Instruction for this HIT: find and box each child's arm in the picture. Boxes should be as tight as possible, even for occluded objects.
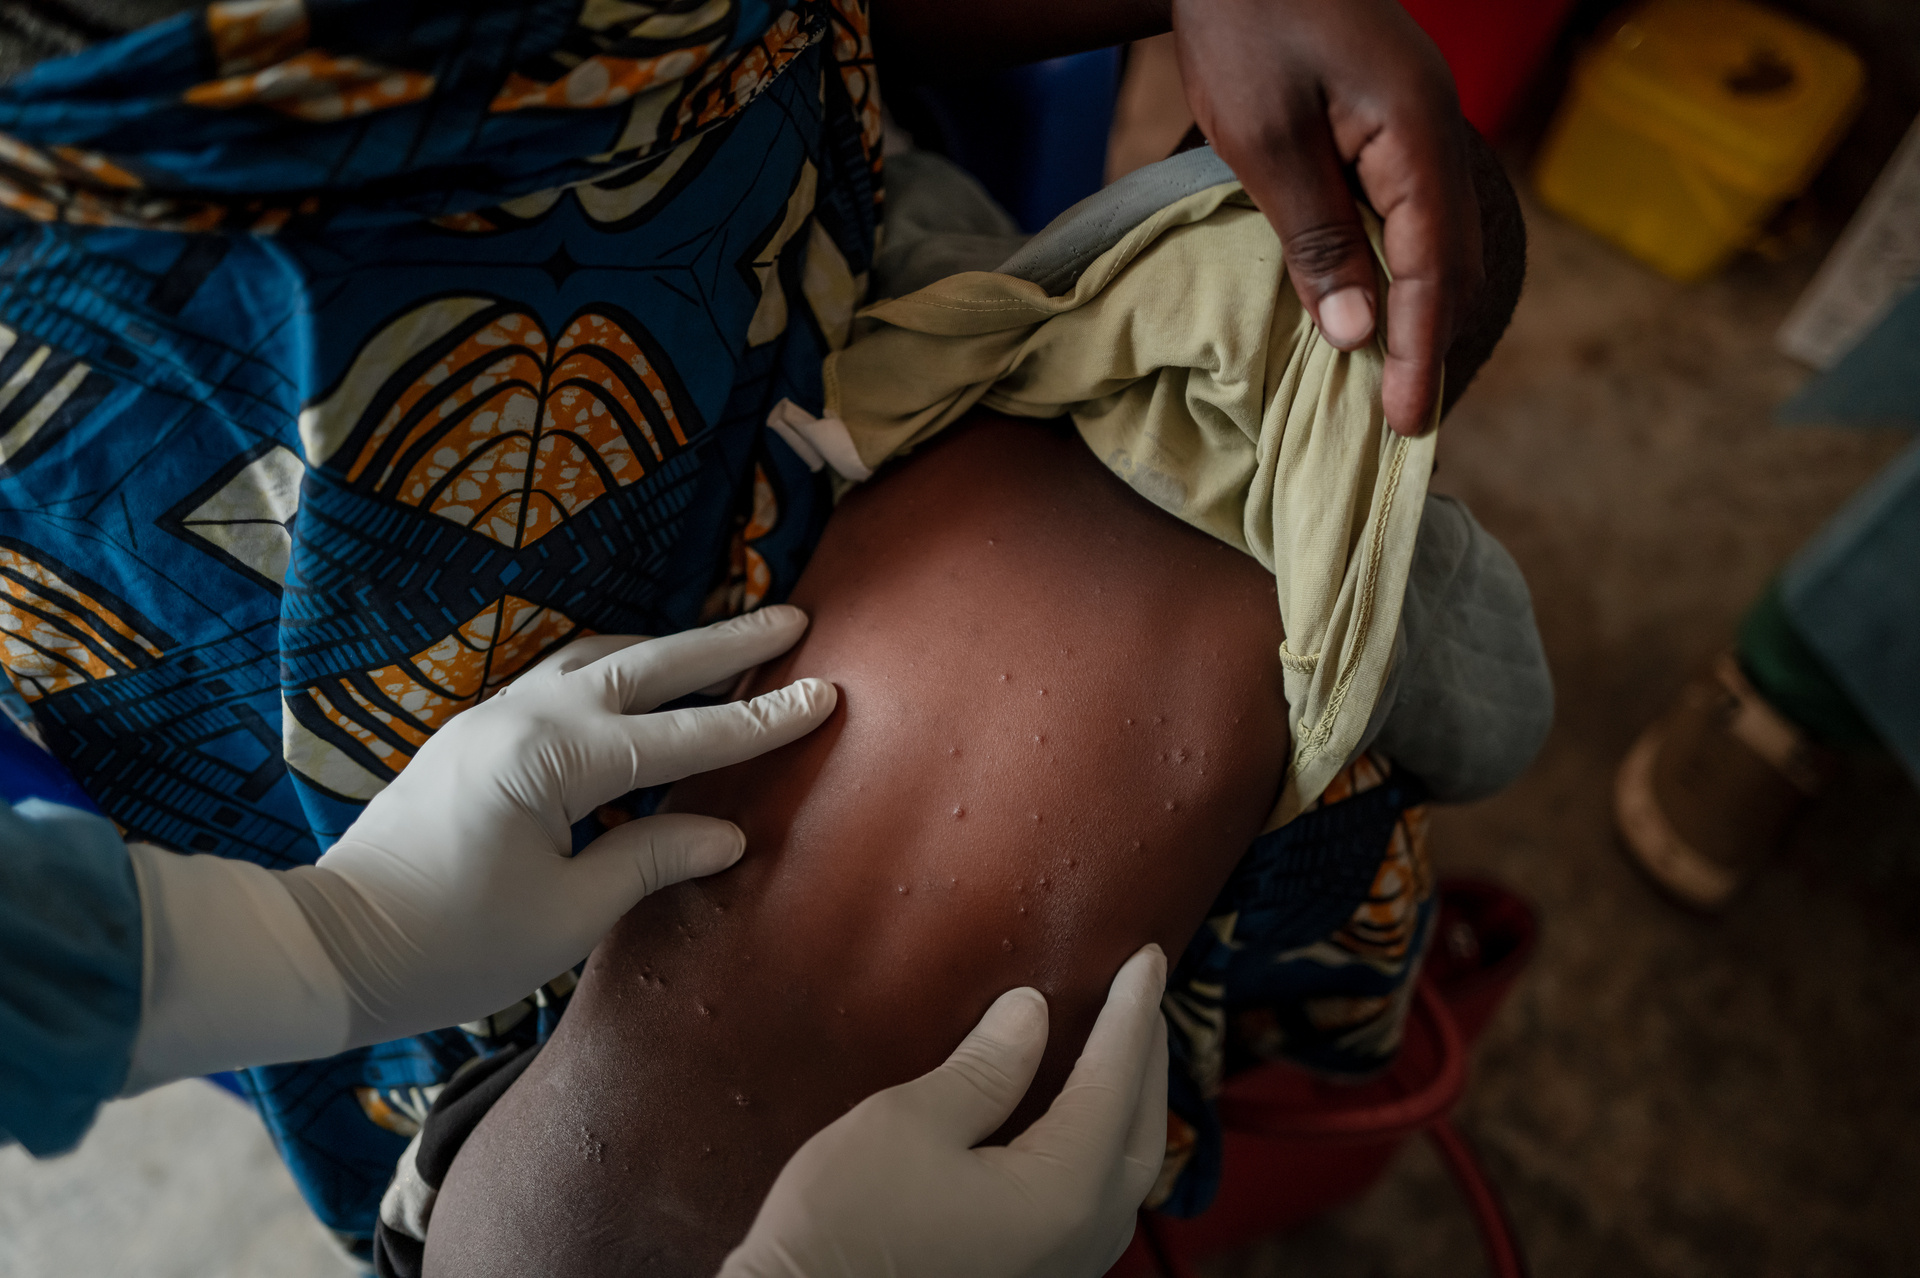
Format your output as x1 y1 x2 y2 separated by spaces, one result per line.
871 0 1482 438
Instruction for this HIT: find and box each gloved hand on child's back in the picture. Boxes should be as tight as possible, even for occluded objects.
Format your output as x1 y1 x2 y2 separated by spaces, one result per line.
722 945 1171 1278
122 607 835 1091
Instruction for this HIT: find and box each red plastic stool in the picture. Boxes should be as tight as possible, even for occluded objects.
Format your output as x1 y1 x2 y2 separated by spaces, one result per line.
1109 878 1536 1278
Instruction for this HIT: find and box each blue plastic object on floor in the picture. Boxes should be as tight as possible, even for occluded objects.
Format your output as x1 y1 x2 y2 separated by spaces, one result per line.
912 48 1122 233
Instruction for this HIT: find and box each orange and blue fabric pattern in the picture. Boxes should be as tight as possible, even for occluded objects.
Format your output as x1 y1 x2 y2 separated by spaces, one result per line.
1156 753 1434 1216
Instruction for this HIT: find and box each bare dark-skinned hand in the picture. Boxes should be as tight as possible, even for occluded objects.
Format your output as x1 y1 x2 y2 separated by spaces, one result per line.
1172 0 1483 435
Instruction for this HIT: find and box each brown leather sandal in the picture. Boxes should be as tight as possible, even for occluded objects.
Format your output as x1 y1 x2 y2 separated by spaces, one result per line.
1614 653 1827 910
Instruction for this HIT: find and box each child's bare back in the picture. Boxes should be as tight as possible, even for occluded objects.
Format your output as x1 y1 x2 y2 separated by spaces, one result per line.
424 415 1290 1276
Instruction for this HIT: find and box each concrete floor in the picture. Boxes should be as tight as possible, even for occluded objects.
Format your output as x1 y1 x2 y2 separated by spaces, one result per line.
0 1082 350 1278
4 178 1915 1278
1202 189 1920 1277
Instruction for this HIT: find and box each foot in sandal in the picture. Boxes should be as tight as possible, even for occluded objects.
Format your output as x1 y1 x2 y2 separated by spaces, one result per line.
1614 653 1828 911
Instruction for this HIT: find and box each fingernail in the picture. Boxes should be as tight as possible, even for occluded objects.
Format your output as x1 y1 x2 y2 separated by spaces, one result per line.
1130 944 1168 991
762 677 837 717
799 677 837 710
1318 288 1374 348
992 987 1049 1040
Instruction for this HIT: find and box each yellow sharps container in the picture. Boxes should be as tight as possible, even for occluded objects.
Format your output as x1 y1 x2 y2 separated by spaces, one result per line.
1534 0 1864 281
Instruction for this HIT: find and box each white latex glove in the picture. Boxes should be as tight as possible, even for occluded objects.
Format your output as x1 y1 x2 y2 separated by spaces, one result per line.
720 944 1171 1278
122 607 834 1093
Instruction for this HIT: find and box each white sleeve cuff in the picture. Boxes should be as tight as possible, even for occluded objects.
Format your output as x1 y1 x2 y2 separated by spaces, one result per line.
122 844 352 1095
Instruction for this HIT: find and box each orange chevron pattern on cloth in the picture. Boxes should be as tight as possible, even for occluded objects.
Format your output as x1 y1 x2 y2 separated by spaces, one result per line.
0 135 245 229
1288 757 1433 1050
46 148 140 190
826 0 882 191
488 0 826 123
1326 802 1432 965
0 546 165 702
492 46 719 112
284 296 703 790
291 595 581 779
675 8 819 134
186 0 434 122
383 594 578 721
342 307 689 549
490 0 738 113
1292 753 1434 973
205 0 311 76
705 461 779 618
184 51 436 122
0 131 308 230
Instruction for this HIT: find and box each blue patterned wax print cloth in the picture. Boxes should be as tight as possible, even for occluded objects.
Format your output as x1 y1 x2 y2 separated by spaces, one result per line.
0 0 882 1256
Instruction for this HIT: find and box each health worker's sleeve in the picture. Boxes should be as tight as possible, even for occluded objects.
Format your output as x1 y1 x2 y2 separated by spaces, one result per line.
0 798 143 1157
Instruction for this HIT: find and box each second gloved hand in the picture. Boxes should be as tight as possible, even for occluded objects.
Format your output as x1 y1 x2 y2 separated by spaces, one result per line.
720 945 1171 1278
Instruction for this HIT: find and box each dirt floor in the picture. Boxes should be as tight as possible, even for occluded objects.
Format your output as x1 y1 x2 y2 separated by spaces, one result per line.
1200 185 1920 1278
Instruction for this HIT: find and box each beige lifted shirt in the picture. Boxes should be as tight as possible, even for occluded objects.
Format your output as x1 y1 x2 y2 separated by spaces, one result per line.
796 181 1434 824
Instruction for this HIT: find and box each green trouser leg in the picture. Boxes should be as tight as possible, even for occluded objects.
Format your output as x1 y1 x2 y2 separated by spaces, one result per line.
1736 579 1882 748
